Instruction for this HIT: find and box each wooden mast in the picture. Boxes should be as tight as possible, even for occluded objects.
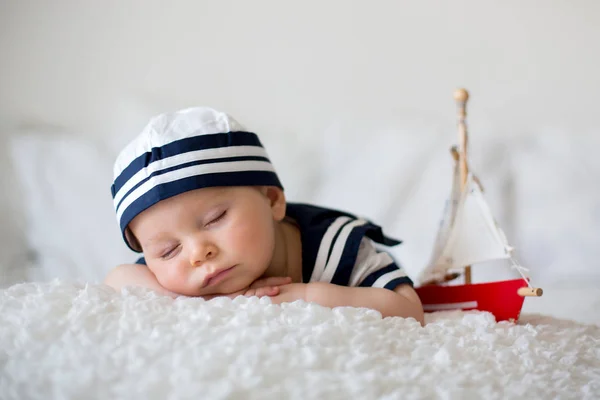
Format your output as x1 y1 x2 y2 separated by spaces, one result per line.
454 88 472 285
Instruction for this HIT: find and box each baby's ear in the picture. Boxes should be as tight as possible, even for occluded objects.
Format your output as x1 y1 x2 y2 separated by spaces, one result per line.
264 186 286 221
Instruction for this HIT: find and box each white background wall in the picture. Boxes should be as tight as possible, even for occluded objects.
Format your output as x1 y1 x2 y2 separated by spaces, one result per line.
1 1 599 289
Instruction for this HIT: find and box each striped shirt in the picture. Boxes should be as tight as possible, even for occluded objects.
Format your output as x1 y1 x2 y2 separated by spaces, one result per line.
286 203 413 290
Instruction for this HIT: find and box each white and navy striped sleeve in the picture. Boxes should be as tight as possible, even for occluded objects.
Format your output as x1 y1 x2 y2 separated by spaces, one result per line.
349 237 413 290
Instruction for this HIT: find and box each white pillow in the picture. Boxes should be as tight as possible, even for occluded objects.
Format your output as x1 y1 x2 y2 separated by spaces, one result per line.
9 133 136 283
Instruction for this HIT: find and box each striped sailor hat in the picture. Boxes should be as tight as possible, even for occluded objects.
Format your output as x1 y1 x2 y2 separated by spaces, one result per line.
111 106 283 251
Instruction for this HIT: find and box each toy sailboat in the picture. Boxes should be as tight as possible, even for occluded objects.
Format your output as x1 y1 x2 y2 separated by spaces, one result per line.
414 89 543 322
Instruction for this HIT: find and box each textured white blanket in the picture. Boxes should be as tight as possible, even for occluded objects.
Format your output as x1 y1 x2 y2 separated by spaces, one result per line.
1 281 598 399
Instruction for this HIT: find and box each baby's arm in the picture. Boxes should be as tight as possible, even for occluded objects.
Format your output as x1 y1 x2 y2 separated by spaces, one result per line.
104 264 180 298
271 282 424 325
309 282 424 325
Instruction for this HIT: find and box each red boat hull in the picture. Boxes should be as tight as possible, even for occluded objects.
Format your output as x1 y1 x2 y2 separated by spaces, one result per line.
415 278 528 322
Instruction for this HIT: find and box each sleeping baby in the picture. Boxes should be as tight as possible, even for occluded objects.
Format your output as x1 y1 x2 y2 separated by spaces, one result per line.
104 107 424 325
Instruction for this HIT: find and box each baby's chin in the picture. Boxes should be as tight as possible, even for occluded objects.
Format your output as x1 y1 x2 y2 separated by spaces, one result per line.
197 277 251 297
160 271 255 297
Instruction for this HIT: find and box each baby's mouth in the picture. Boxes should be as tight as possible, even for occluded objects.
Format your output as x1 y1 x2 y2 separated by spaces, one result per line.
202 266 236 288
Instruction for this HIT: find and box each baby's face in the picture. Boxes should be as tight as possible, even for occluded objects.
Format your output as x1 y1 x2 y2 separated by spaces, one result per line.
128 186 282 296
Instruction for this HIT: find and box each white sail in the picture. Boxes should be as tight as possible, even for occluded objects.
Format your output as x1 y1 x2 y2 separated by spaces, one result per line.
421 169 513 284
425 157 462 274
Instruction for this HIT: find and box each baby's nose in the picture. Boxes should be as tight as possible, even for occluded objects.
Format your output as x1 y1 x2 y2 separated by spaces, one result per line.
191 242 219 266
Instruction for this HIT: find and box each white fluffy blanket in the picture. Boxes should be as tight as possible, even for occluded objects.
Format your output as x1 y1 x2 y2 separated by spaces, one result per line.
1 281 598 399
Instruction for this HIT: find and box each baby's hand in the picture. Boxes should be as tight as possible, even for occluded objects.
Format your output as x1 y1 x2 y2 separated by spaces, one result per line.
243 276 293 297
268 283 308 305
202 276 292 300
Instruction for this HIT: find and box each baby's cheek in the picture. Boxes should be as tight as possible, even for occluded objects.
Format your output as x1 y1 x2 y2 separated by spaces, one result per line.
155 263 185 291
230 219 274 260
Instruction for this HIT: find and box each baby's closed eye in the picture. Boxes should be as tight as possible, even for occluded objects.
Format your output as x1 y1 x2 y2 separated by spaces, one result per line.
160 244 181 259
205 210 227 227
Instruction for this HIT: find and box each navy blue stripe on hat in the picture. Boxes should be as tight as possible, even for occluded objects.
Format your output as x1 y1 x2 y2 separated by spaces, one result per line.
112 131 265 197
114 155 271 212
115 158 279 221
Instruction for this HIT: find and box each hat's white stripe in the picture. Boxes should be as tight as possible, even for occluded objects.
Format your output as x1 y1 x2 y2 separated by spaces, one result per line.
113 145 269 208
116 159 276 222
